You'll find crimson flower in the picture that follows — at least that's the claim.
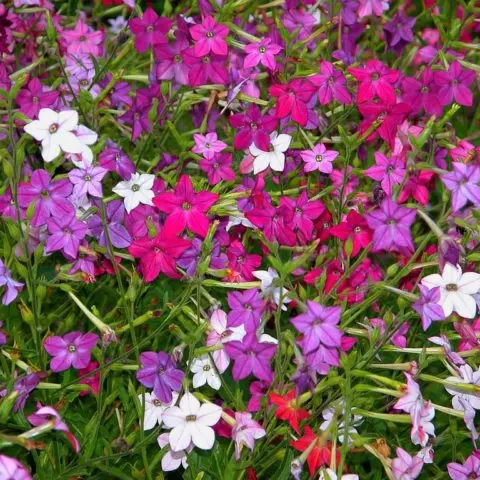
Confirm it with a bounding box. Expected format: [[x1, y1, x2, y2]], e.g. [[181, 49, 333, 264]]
[[269, 389, 310, 434], [329, 210, 372, 257], [153, 175, 218, 238]]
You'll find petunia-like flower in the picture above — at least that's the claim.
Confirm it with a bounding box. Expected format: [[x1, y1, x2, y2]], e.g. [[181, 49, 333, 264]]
[[410, 399, 435, 447], [269, 389, 310, 434], [366, 198, 416, 254], [253, 268, 291, 310], [62, 20, 103, 57], [402, 67, 442, 116], [412, 285, 445, 330], [421, 263, 480, 319], [120, 97, 151, 141], [309, 61, 352, 105], [435, 62, 476, 107], [153, 174, 218, 238], [154, 38, 190, 85], [16, 78, 59, 119], [300, 143, 339, 175], [391, 448, 424, 480], [45, 213, 88, 258], [44, 331, 98, 372], [365, 152, 406, 196], [0, 259, 24, 306], [157, 432, 193, 472], [357, 0, 389, 18], [139, 391, 179, 431], [441, 163, 480, 212], [136, 352, 184, 404], [24, 108, 83, 162], [129, 8, 172, 53], [224, 333, 276, 382], [162, 392, 222, 451], [189, 16, 229, 57], [199, 153, 235, 185], [232, 412, 266, 460], [384, 14, 416, 54], [190, 355, 221, 390], [113, 172, 155, 214], [227, 289, 263, 331], [249, 131, 292, 174], [329, 210, 372, 257], [0, 372, 43, 412], [445, 364, 480, 413], [69, 164, 107, 199], [448, 453, 480, 480], [99, 141, 135, 180], [244, 37, 282, 71], [0, 455, 32, 480], [183, 49, 228, 86], [78, 361, 100, 397], [192, 132, 227, 159]]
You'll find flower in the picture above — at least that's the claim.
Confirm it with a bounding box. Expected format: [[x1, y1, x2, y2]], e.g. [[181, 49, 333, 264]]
[[157, 432, 192, 471], [412, 285, 445, 330], [249, 131, 292, 174], [153, 175, 218, 238], [300, 144, 339, 174], [402, 67, 442, 116], [320, 401, 362, 444], [269, 389, 310, 433], [199, 153, 235, 185], [189, 16, 229, 57], [421, 263, 480, 319], [44, 332, 98, 372], [62, 19, 103, 57], [16, 77, 59, 119], [329, 210, 372, 257], [357, 0, 389, 17], [309, 61, 351, 105], [192, 132, 227, 159], [391, 448, 424, 480], [139, 391, 179, 430], [227, 289, 263, 331], [244, 37, 282, 71], [136, 351, 184, 404], [365, 152, 406, 196], [78, 361, 100, 397], [45, 213, 88, 258], [447, 453, 480, 480], [0, 372, 43, 412], [129, 8, 172, 52], [99, 142, 135, 180], [69, 164, 107, 199], [441, 163, 480, 212], [253, 268, 291, 310], [436, 62, 475, 107], [319, 469, 359, 480], [190, 355, 221, 390], [445, 364, 480, 412], [231, 412, 266, 459], [0, 455, 32, 480], [162, 392, 222, 451], [113, 172, 155, 214], [24, 108, 83, 162], [0, 259, 24, 306]]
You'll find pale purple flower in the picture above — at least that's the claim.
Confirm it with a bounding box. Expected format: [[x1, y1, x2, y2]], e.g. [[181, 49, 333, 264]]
[[45, 213, 88, 258], [448, 452, 480, 480], [232, 412, 266, 459], [243, 38, 282, 71], [69, 164, 107, 198], [412, 285, 445, 331], [0, 455, 32, 480], [391, 448, 424, 480], [300, 144, 339, 174], [410, 400, 435, 447], [157, 432, 192, 471], [44, 331, 98, 372], [429, 335, 464, 365], [227, 289, 263, 331], [0, 371, 44, 411], [192, 132, 227, 159], [441, 163, 480, 212], [0, 259, 24, 306], [365, 152, 406, 196], [445, 364, 480, 412]]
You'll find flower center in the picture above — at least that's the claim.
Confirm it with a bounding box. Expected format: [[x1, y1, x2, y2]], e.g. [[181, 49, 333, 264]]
[[354, 226, 362, 233], [387, 165, 394, 173], [203, 364, 211, 371], [205, 142, 211, 148], [84, 175, 92, 182], [115, 153, 121, 162], [446, 283, 458, 291], [49, 123, 59, 134], [134, 112, 140, 120], [206, 31, 214, 38], [63, 228, 72, 234], [79, 35, 87, 42], [315, 155, 323, 162], [158, 366, 165, 375], [174, 54, 182, 63], [259, 46, 266, 53], [153, 399, 162, 406], [244, 303, 252, 310], [153, 247, 161, 253], [371, 73, 380, 81], [214, 163, 219, 168], [131, 184, 140, 192], [147, 25, 154, 33], [202, 56, 211, 64], [452, 79, 459, 85], [237, 255, 244, 264], [80, 79, 89, 87], [421, 85, 429, 93], [186, 414, 197, 421], [182, 202, 191, 210], [32, 96, 39, 104], [387, 220, 396, 225], [250, 122, 257, 129], [40, 189, 49, 199], [268, 144, 275, 152], [68, 344, 76, 353]]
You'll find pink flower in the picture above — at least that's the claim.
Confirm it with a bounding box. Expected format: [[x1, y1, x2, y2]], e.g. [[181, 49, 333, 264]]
[[365, 152, 406, 196], [16, 78, 59, 119], [391, 448, 424, 480], [129, 8, 172, 53], [78, 361, 101, 396], [329, 210, 372, 257], [0, 455, 31, 480], [231, 412, 266, 459], [244, 37, 282, 71], [199, 153, 236, 185], [309, 61, 352, 105], [62, 20, 104, 57], [300, 143, 339, 174], [189, 16, 229, 57], [192, 132, 227, 159], [435, 62, 475, 107], [402, 67, 442, 116], [183, 48, 228, 86]]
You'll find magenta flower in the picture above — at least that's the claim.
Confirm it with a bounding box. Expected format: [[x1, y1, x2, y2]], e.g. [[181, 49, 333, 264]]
[[189, 16, 229, 57], [62, 20, 103, 57], [232, 412, 266, 460], [120, 97, 151, 140], [183, 49, 228, 86], [329, 210, 372, 257], [199, 153, 235, 185], [18, 169, 73, 227], [309, 61, 352, 105], [357, 0, 389, 17], [193, 132, 227, 159], [45, 213, 88, 258], [244, 37, 282, 71], [366, 198, 416, 254], [153, 174, 218, 238], [441, 163, 480, 212], [448, 453, 480, 480], [136, 351, 184, 404], [99, 141, 135, 180], [391, 448, 424, 480], [16, 78, 58, 119], [69, 164, 107, 198], [300, 144, 339, 174], [226, 240, 262, 282], [365, 152, 406, 196], [125, 204, 161, 239], [436, 62, 475, 107], [413, 285, 445, 331], [44, 331, 98, 372], [129, 8, 172, 53], [402, 67, 442, 116], [0, 455, 32, 480], [227, 289, 264, 331], [154, 39, 190, 85], [224, 333, 276, 383], [0, 259, 24, 306], [291, 300, 342, 355]]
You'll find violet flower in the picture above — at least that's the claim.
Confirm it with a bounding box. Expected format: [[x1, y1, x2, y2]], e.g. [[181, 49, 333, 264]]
[[129, 8, 172, 53], [441, 163, 480, 212], [0, 259, 24, 306], [99, 141, 135, 180], [69, 164, 107, 198], [448, 452, 480, 480], [436, 62, 476, 107], [227, 289, 263, 331], [45, 213, 88, 258], [412, 285, 445, 331]]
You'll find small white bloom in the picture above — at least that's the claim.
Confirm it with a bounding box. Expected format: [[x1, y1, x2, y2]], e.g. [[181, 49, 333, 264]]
[[421, 263, 480, 319], [249, 131, 292, 174], [139, 391, 178, 431], [162, 392, 222, 452], [320, 401, 363, 444], [112, 172, 155, 214], [108, 16, 128, 34], [319, 468, 359, 480], [253, 268, 291, 311], [24, 108, 83, 162], [157, 432, 192, 472], [190, 355, 221, 390], [445, 364, 480, 412], [226, 214, 256, 231], [67, 124, 99, 167]]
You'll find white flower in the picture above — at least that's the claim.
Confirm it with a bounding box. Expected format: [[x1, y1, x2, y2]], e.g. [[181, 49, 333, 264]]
[[67, 125, 99, 167], [24, 108, 83, 162], [319, 468, 359, 480], [190, 355, 221, 390], [162, 392, 222, 452], [139, 391, 178, 431], [421, 263, 480, 319], [226, 214, 256, 231], [157, 432, 192, 472], [112, 172, 155, 214], [108, 16, 128, 34], [253, 268, 291, 311], [445, 364, 480, 412], [249, 131, 292, 174], [320, 401, 362, 444]]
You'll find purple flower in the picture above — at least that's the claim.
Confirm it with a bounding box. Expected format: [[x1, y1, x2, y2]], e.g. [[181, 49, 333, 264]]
[[120, 97, 151, 141], [365, 152, 406, 196], [129, 8, 172, 53], [99, 141, 135, 180], [231, 412, 266, 459], [136, 351, 184, 403], [125, 205, 161, 239], [309, 61, 352, 105], [16, 77, 59, 119], [176, 238, 202, 277], [0, 259, 23, 306], [0, 187, 18, 220], [291, 363, 317, 395], [18, 169, 73, 227], [227, 289, 263, 331], [366, 198, 416, 254], [199, 153, 235, 185], [69, 241, 96, 276], [45, 213, 88, 258], [391, 448, 424, 480], [69, 164, 107, 198], [243, 37, 282, 71], [384, 14, 415, 54], [436, 62, 476, 107], [402, 67, 443, 116], [291, 300, 342, 355], [0, 372, 44, 411], [44, 331, 98, 372], [441, 163, 480, 212], [183, 49, 228, 87], [87, 200, 131, 249], [224, 333, 276, 383], [154, 38, 190, 85], [448, 453, 480, 480], [0, 455, 32, 480], [413, 285, 445, 331]]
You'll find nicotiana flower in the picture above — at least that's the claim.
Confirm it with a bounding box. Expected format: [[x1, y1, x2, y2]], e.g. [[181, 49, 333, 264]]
[[139, 391, 179, 431], [0, 455, 32, 480], [231, 412, 266, 459], [320, 401, 362, 444], [243, 37, 282, 71], [421, 263, 480, 319], [0, 259, 24, 306], [113, 172, 155, 214], [365, 152, 406, 196], [190, 355, 221, 390], [69, 164, 107, 198], [24, 108, 83, 162], [253, 268, 291, 310], [189, 16, 229, 56], [391, 448, 424, 480], [162, 392, 222, 451], [445, 364, 480, 412], [448, 452, 480, 480], [412, 285, 445, 331], [249, 131, 292, 174], [300, 143, 339, 174], [192, 132, 227, 159], [441, 163, 480, 212], [44, 331, 98, 372], [45, 213, 88, 258], [157, 432, 193, 472]]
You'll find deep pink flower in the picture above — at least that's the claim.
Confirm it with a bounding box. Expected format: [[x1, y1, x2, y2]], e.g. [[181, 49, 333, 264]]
[[226, 240, 261, 282], [402, 67, 442, 116], [154, 39, 190, 85], [62, 20, 103, 57], [398, 170, 434, 205], [329, 210, 372, 257], [435, 62, 475, 107], [129, 8, 172, 53], [153, 175, 218, 238], [199, 153, 235, 185], [78, 361, 101, 397], [365, 152, 406, 196], [125, 204, 161, 239], [183, 48, 228, 86], [244, 37, 282, 71], [16, 78, 58, 119], [189, 16, 229, 57], [309, 61, 352, 105]]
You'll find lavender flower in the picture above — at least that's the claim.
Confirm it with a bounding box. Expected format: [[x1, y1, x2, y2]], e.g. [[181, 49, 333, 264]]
[[227, 289, 263, 331], [441, 163, 480, 212], [0, 260, 24, 306], [412, 285, 445, 331]]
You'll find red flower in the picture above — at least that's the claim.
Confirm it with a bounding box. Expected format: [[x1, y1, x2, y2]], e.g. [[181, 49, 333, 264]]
[[269, 389, 310, 433], [329, 210, 372, 257]]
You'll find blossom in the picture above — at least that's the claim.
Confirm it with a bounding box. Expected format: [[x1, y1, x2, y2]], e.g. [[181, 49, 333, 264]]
[[329, 210, 372, 257], [62, 19, 103, 57], [153, 175, 218, 238], [227, 289, 263, 331], [157, 432, 192, 471], [199, 153, 235, 185], [0, 455, 32, 480], [244, 37, 282, 70], [154, 39, 190, 85], [190, 355, 221, 390], [16, 78, 59, 119], [269, 389, 310, 433], [113, 172, 155, 214], [0, 259, 24, 306], [0, 372, 43, 412], [69, 164, 107, 198], [44, 331, 98, 372], [189, 16, 229, 57], [309, 61, 352, 105], [24, 108, 83, 162], [445, 364, 480, 412], [391, 448, 424, 480], [421, 263, 480, 319], [183, 49, 228, 86], [99, 142, 135, 180], [357, 0, 389, 18], [365, 152, 406, 196], [162, 392, 222, 451], [78, 361, 100, 397], [120, 97, 151, 140], [412, 285, 445, 330], [253, 268, 291, 310], [139, 391, 178, 430], [300, 144, 339, 174], [402, 67, 442, 116], [192, 132, 227, 159], [249, 131, 292, 174], [129, 8, 172, 52], [441, 163, 480, 212], [384, 14, 416, 54], [447, 453, 480, 480], [436, 62, 475, 107], [410, 400, 435, 447], [136, 352, 184, 404], [231, 412, 266, 459], [320, 401, 362, 444], [45, 213, 88, 258], [429, 335, 464, 365], [319, 469, 359, 480]]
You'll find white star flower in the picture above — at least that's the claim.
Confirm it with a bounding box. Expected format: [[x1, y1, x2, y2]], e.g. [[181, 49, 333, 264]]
[[253, 268, 291, 311], [139, 391, 178, 431], [190, 355, 221, 390], [249, 131, 292, 174], [112, 172, 155, 214]]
